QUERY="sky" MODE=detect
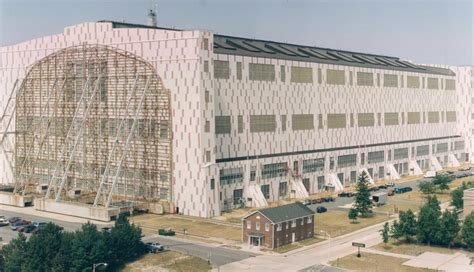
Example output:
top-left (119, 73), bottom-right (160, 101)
top-left (0, 0), bottom-right (472, 66)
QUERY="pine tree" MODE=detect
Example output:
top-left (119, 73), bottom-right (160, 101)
top-left (348, 208), bottom-right (358, 223)
top-left (462, 212), bottom-right (474, 250)
top-left (390, 220), bottom-right (402, 241)
top-left (436, 210), bottom-right (460, 247)
top-left (354, 171), bottom-right (373, 217)
top-left (398, 209), bottom-right (418, 242)
top-left (417, 195), bottom-right (442, 245)
top-left (1, 232), bottom-right (27, 271)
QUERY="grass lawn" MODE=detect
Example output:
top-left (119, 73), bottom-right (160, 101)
top-left (372, 240), bottom-right (474, 257)
top-left (329, 252), bottom-right (436, 272)
top-left (314, 210), bottom-right (389, 238)
top-left (122, 251), bottom-right (211, 272)
top-left (131, 214), bottom-right (241, 241)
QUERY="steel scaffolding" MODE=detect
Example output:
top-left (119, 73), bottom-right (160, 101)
top-left (14, 45), bottom-right (172, 208)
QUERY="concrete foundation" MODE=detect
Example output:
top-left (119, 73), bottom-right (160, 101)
top-left (0, 191), bottom-right (33, 207)
top-left (34, 198), bottom-right (121, 222)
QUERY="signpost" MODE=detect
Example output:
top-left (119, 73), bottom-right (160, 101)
top-left (352, 242), bottom-right (366, 258)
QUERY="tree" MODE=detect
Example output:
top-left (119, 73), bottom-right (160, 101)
top-left (398, 209), bottom-right (418, 242)
top-left (451, 182), bottom-right (474, 210)
top-left (433, 175), bottom-right (450, 191)
top-left (417, 195), bottom-right (442, 245)
top-left (418, 180), bottom-right (435, 194)
top-left (390, 220), bottom-right (403, 241)
top-left (348, 208), bottom-right (358, 223)
top-left (1, 232), bottom-right (27, 272)
top-left (354, 171), bottom-right (373, 217)
top-left (462, 212), bottom-right (474, 250)
top-left (71, 222), bottom-right (108, 271)
top-left (436, 210), bottom-right (460, 247)
top-left (379, 222), bottom-right (390, 246)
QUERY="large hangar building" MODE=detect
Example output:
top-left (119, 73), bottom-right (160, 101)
top-left (0, 20), bottom-right (472, 219)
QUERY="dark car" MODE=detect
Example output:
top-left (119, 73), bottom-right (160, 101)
top-left (378, 185), bottom-right (388, 189)
top-left (18, 224), bottom-right (37, 233)
top-left (7, 217), bottom-right (21, 224)
top-left (394, 187), bottom-right (412, 194)
top-left (322, 197), bottom-right (335, 202)
top-left (447, 170), bottom-right (455, 174)
top-left (100, 227), bottom-right (113, 233)
top-left (338, 192), bottom-right (353, 197)
top-left (10, 220), bottom-right (31, 231)
top-left (310, 199), bottom-right (318, 205)
top-left (146, 242), bottom-right (164, 253)
top-left (315, 206), bottom-right (327, 213)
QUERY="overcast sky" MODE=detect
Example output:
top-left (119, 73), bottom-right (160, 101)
top-left (0, 0), bottom-right (472, 66)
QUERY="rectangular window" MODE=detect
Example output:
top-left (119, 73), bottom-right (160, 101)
top-left (407, 112), bottom-right (420, 124)
top-left (255, 221), bottom-right (260, 231)
top-left (250, 115), bottom-right (276, 133)
top-left (427, 77), bottom-right (439, 89)
top-left (205, 90), bottom-right (210, 103)
top-left (205, 120), bottom-right (210, 132)
top-left (302, 158), bottom-right (325, 173)
top-left (247, 220), bottom-right (251, 229)
top-left (368, 151), bottom-right (385, 164)
top-left (204, 61), bottom-right (209, 73)
top-left (327, 114), bottom-right (346, 129)
top-left (417, 145), bottom-right (429, 156)
top-left (357, 72), bottom-right (374, 86)
top-left (281, 115), bottom-right (287, 132)
top-left (277, 224), bottom-right (282, 231)
top-left (291, 66), bottom-right (313, 83)
top-left (349, 71), bottom-right (353, 85)
top-left (446, 111), bottom-right (457, 122)
top-left (318, 114), bottom-right (323, 129)
top-left (428, 112), bottom-right (440, 123)
top-left (454, 140), bottom-right (465, 151)
top-left (358, 113), bottom-right (375, 127)
top-left (279, 181), bottom-right (288, 197)
top-left (215, 116), bottom-right (231, 134)
top-left (318, 68), bottom-right (322, 84)
top-left (292, 114), bottom-right (314, 130)
top-left (236, 62), bottom-right (242, 80)
top-left (291, 220), bottom-right (296, 228)
top-left (394, 148), bottom-right (409, 160)
top-left (159, 122), bottom-right (169, 138)
top-left (220, 168), bottom-right (244, 185)
top-left (261, 184), bottom-right (270, 199)
top-left (238, 115), bottom-right (243, 133)
top-left (326, 69), bottom-right (345, 85)
top-left (210, 178), bottom-right (215, 190)
top-left (350, 170), bottom-right (357, 184)
top-left (249, 63), bottom-right (275, 81)
top-left (445, 79), bottom-right (455, 90)
top-left (437, 143), bottom-right (448, 153)
top-left (337, 154), bottom-right (357, 168)
top-left (265, 223), bottom-right (270, 231)
top-left (407, 76), bottom-right (420, 88)
top-left (307, 217), bottom-right (312, 224)
top-left (280, 65), bottom-right (286, 82)
top-left (262, 162), bottom-right (287, 179)
top-left (317, 176), bottom-right (325, 191)
top-left (203, 38), bottom-right (209, 50)
top-left (213, 60), bottom-right (230, 79)
top-left (384, 74), bottom-right (398, 87)
top-left (250, 166), bottom-right (256, 181)
top-left (206, 150), bottom-right (211, 163)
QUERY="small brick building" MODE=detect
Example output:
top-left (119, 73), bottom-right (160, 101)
top-left (242, 202), bottom-right (315, 249)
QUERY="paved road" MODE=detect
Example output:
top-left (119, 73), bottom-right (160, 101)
top-left (143, 235), bottom-right (257, 267)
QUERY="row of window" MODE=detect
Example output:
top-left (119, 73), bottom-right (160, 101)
top-left (217, 140), bottom-right (464, 186)
top-left (245, 216), bottom-right (312, 232)
top-left (214, 111), bottom-right (457, 134)
top-left (211, 60), bottom-right (456, 90)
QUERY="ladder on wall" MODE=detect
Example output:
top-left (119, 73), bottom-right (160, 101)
top-left (45, 75), bottom-right (99, 200)
top-left (93, 75), bottom-right (150, 208)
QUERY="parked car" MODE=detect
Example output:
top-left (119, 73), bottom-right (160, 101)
top-left (387, 188), bottom-right (395, 196)
top-left (10, 220), bottom-right (31, 231)
top-left (456, 172), bottom-right (470, 179)
top-left (0, 218), bottom-right (9, 226)
top-left (146, 242), bottom-right (164, 253)
top-left (315, 198), bottom-right (324, 204)
top-left (394, 187), bottom-right (412, 194)
top-left (424, 171), bottom-right (437, 178)
top-left (7, 217), bottom-right (21, 224)
top-left (378, 185), bottom-right (388, 189)
top-left (322, 197), bottom-right (335, 202)
top-left (338, 192), bottom-right (354, 197)
top-left (18, 224), bottom-right (37, 233)
top-left (460, 167), bottom-right (471, 171)
top-left (310, 199), bottom-right (318, 205)
top-left (387, 182), bottom-right (395, 187)
top-left (447, 170), bottom-right (455, 174)
top-left (315, 206), bottom-right (327, 213)
top-left (302, 200), bottom-right (311, 206)
top-left (100, 227), bottom-right (113, 233)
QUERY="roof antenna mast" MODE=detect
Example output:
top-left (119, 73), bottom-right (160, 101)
top-left (147, 3), bottom-right (158, 27)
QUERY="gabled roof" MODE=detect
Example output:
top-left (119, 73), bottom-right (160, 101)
top-left (214, 35), bottom-right (455, 76)
top-left (245, 202), bottom-right (315, 224)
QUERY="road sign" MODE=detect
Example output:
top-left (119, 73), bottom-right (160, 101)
top-left (352, 242), bottom-right (366, 248)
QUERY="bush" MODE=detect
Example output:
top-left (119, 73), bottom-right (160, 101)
top-left (159, 228), bottom-right (176, 236)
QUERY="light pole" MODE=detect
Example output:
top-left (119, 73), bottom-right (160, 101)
top-left (92, 263), bottom-right (107, 272)
top-left (320, 230), bottom-right (331, 263)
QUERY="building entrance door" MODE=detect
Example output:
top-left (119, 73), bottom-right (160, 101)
top-left (250, 236), bottom-right (262, 246)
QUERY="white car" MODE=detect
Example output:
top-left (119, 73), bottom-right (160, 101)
top-left (0, 218), bottom-right (9, 226)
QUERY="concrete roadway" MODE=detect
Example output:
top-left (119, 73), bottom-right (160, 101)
top-left (0, 209), bottom-right (255, 267)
